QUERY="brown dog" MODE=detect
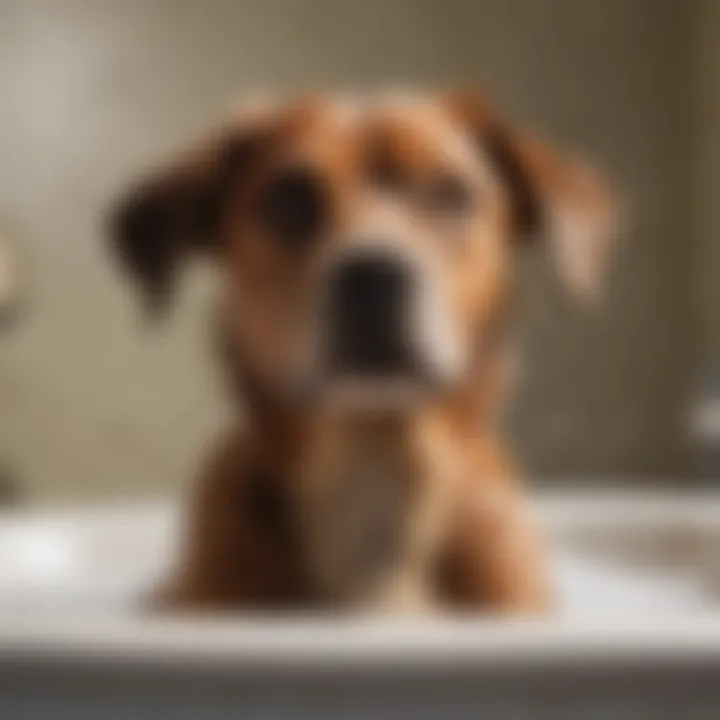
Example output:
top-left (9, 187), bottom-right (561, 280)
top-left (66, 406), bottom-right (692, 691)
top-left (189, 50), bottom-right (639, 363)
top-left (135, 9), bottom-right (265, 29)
top-left (111, 91), bottom-right (614, 613)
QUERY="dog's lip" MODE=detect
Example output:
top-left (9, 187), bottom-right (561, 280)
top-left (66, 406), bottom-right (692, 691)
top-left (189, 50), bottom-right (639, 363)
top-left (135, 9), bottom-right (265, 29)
top-left (296, 373), bottom-right (441, 413)
top-left (288, 348), bottom-right (456, 409)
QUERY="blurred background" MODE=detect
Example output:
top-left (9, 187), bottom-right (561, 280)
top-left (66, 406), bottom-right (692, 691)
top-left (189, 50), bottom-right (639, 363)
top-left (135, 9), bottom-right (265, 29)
top-left (0, 0), bottom-right (718, 503)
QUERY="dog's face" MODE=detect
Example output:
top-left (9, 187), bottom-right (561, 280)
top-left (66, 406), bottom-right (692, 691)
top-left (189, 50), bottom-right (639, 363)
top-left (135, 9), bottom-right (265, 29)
top-left (112, 92), bottom-right (613, 411)
top-left (222, 97), bottom-right (516, 406)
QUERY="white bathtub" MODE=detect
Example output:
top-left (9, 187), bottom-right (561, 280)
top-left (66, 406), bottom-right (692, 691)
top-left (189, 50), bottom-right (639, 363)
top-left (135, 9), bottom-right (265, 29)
top-left (1, 493), bottom-right (720, 718)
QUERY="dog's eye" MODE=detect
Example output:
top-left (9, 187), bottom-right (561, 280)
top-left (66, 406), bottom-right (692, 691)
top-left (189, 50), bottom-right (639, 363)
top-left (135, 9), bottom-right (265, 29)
top-left (425, 173), bottom-right (473, 215)
top-left (257, 167), bottom-right (326, 246)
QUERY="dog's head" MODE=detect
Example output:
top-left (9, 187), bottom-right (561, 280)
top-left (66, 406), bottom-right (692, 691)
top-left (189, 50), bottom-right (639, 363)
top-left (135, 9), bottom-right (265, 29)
top-left (111, 91), bottom-right (614, 411)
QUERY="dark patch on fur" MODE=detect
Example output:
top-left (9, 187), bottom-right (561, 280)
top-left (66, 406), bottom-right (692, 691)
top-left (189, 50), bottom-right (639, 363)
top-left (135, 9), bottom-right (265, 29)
top-left (246, 467), bottom-right (293, 545)
top-left (109, 126), bottom-right (271, 314)
top-left (483, 128), bottom-right (543, 241)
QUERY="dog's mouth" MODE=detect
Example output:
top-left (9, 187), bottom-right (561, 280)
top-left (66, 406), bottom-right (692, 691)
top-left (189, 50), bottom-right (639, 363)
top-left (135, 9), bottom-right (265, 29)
top-left (294, 249), bottom-right (463, 411)
top-left (297, 336), bottom-right (456, 412)
top-left (290, 332), bottom-right (450, 412)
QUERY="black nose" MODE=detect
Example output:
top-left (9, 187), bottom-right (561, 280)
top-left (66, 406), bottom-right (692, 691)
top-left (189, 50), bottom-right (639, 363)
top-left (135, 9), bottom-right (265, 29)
top-left (328, 253), bottom-right (413, 375)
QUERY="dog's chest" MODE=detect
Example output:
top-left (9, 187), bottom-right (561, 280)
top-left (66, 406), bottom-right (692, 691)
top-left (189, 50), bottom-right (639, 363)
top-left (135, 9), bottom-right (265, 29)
top-left (300, 427), bottom-right (423, 603)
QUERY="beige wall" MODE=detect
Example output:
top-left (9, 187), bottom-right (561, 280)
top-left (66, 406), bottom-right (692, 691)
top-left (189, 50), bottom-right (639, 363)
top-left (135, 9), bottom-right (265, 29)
top-left (0, 0), bottom-right (700, 501)
top-left (697, 0), bottom-right (720, 364)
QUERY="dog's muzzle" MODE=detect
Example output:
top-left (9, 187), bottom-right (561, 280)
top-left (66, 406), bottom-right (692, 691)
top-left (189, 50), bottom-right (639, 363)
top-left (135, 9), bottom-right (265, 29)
top-left (315, 245), bottom-right (463, 406)
top-left (328, 251), bottom-right (415, 377)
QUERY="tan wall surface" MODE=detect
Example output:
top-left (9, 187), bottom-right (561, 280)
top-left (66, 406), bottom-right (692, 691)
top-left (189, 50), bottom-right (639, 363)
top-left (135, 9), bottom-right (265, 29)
top-left (0, 0), bottom-right (699, 501)
top-left (697, 0), bottom-right (720, 364)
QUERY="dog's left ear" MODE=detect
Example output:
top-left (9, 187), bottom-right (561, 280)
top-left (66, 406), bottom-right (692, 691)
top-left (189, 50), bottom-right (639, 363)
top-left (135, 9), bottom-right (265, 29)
top-left (445, 92), bottom-right (617, 301)
top-left (108, 105), bottom-right (274, 315)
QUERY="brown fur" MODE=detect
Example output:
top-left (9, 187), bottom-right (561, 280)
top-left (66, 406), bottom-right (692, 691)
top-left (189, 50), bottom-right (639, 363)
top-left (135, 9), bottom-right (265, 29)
top-left (114, 91), bottom-right (613, 614)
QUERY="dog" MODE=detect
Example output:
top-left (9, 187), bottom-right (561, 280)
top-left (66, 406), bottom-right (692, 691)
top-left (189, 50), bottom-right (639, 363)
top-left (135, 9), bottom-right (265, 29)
top-left (110, 90), bottom-right (614, 612)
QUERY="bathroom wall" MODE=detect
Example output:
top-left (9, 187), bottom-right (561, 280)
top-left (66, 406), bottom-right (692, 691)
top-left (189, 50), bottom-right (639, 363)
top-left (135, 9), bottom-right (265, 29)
top-left (0, 0), bottom-right (699, 500)
top-left (697, 0), bottom-right (720, 364)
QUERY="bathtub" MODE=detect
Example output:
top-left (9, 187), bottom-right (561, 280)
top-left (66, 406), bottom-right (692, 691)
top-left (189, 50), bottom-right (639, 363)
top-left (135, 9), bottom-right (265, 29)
top-left (1, 492), bottom-right (720, 718)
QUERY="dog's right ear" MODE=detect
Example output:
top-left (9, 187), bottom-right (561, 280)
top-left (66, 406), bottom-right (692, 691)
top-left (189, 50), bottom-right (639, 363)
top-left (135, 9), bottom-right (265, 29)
top-left (444, 91), bottom-right (616, 303)
top-left (109, 110), bottom-right (272, 315)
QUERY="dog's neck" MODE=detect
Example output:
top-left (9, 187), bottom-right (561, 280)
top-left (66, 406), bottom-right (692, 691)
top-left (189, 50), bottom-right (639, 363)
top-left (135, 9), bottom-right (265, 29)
top-left (245, 377), bottom-right (508, 478)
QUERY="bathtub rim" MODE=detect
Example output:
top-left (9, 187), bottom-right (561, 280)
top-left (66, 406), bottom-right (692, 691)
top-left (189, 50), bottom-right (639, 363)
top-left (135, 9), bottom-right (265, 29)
top-left (2, 490), bottom-right (720, 670)
top-left (3, 616), bottom-right (720, 672)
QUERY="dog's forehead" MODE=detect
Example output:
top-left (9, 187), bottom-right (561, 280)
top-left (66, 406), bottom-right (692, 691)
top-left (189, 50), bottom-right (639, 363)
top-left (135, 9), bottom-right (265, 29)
top-left (269, 93), bottom-right (479, 170)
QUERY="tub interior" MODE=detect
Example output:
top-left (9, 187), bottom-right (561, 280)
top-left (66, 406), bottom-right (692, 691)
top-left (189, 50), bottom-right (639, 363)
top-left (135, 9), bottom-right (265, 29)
top-left (0, 495), bottom-right (719, 618)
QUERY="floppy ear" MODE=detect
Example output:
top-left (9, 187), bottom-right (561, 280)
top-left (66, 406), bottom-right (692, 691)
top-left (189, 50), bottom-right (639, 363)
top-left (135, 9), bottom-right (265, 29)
top-left (446, 92), bottom-right (616, 301)
top-left (109, 112), bottom-right (271, 314)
